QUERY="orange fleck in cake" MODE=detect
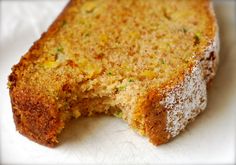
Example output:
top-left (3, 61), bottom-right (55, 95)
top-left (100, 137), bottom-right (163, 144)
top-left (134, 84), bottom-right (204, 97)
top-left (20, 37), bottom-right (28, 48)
top-left (8, 0), bottom-right (219, 147)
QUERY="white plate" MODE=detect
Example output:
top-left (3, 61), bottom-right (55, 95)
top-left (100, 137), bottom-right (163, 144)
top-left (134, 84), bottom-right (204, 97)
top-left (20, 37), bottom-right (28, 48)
top-left (0, 0), bottom-right (235, 164)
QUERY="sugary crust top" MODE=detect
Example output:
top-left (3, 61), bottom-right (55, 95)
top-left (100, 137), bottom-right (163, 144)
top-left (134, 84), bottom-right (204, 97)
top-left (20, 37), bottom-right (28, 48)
top-left (163, 1), bottom-right (219, 138)
top-left (141, 1), bottom-right (219, 144)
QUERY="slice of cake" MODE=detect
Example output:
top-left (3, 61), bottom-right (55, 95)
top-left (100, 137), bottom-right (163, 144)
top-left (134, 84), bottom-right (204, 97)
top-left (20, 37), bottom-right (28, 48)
top-left (8, 0), bottom-right (219, 147)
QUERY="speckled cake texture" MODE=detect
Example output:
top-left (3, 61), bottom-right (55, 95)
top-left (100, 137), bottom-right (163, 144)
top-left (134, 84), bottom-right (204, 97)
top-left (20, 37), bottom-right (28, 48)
top-left (8, 0), bottom-right (219, 147)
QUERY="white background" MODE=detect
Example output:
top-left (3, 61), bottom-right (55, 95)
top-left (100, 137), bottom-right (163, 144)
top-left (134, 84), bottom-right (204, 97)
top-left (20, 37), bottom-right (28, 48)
top-left (0, 0), bottom-right (235, 164)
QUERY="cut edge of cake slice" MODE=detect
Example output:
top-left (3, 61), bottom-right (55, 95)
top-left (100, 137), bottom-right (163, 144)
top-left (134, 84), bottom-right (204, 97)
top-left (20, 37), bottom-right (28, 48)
top-left (8, 0), bottom-right (219, 147)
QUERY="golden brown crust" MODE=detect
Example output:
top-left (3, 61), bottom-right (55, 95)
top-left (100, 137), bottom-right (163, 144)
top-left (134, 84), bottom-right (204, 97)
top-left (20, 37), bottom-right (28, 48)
top-left (8, 1), bottom-right (75, 147)
top-left (142, 90), bottom-right (170, 145)
top-left (10, 87), bottom-right (62, 147)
